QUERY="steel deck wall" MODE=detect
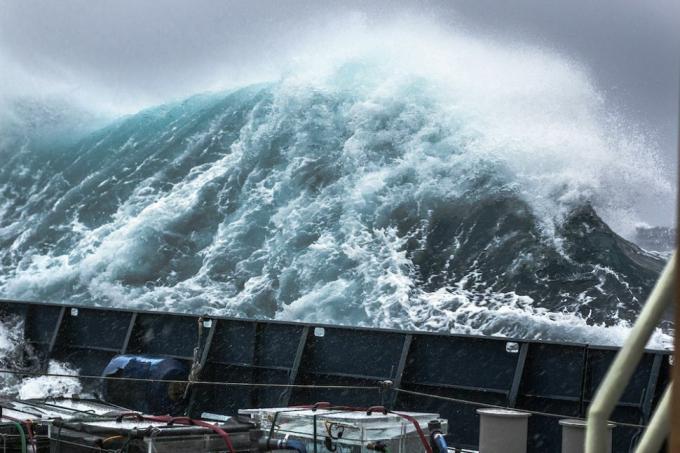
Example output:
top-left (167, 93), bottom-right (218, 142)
top-left (0, 299), bottom-right (670, 452)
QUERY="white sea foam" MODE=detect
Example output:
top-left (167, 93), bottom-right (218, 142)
top-left (15, 361), bottom-right (81, 399)
top-left (409, 285), bottom-right (672, 349)
top-left (0, 318), bottom-right (82, 397)
top-left (0, 17), bottom-right (672, 346)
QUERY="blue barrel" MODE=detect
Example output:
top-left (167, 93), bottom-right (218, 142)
top-left (101, 355), bottom-right (190, 415)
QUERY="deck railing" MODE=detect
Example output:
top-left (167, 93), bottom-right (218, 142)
top-left (586, 253), bottom-right (676, 453)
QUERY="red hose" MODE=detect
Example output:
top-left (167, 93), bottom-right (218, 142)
top-left (112, 413), bottom-right (236, 453)
top-left (24, 420), bottom-right (37, 453)
top-left (144, 415), bottom-right (236, 453)
top-left (388, 411), bottom-right (433, 453)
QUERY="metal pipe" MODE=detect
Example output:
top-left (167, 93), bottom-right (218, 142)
top-left (634, 384), bottom-right (672, 453)
top-left (585, 253), bottom-right (676, 453)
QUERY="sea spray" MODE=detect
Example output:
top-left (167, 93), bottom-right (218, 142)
top-left (0, 318), bottom-right (81, 397)
top-left (0, 23), bottom-right (671, 345)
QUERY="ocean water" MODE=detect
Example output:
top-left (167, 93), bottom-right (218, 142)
top-left (0, 26), bottom-right (672, 347)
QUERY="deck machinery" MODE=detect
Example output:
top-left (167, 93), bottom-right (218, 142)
top-left (0, 299), bottom-right (671, 452)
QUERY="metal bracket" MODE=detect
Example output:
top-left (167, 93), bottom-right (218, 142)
top-left (508, 342), bottom-right (529, 407)
top-left (389, 334), bottom-right (413, 409)
top-left (281, 325), bottom-right (310, 406)
top-left (44, 306), bottom-right (66, 371)
top-left (120, 313), bottom-right (138, 354)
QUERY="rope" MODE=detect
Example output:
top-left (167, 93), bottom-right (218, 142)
top-left (393, 388), bottom-right (649, 429)
top-left (0, 368), bottom-right (380, 390)
top-left (0, 367), bottom-right (651, 430)
top-left (183, 316), bottom-right (205, 400)
top-left (101, 435), bottom-right (124, 445)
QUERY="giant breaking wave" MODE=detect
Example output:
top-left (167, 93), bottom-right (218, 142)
top-left (0, 24), bottom-right (672, 345)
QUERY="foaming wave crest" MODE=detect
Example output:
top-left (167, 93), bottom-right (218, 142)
top-left (0, 19), bottom-right (672, 346)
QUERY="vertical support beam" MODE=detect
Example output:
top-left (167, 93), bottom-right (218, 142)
top-left (508, 342), bottom-right (529, 408)
top-left (389, 334), bottom-right (412, 409)
top-left (186, 318), bottom-right (218, 416)
top-left (578, 347), bottom-right (590, 418)
top-left (44, 306), bottom-right (66, 371)
top-left (280, 326), bottom-right (310, 406)
top-left (198, 319), bottom-right (218, 367)
top-left (641, 353), bottom-right (663, 423)
top-left (120, 313), bottom-right (138, 354)
top-left (249, 323), bottom-right (264, 408)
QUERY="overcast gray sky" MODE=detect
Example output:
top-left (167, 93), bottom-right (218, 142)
top-left (0, 0), bottom-right (678, 225)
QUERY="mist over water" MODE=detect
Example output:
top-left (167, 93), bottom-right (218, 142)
top-left (0, 21), bottom-right (672, 346)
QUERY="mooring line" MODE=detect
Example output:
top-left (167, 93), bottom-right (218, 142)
top-left (393, 388), bottom-right (649, 429)
top-left (0, 368), bottom-right (650, 429)
top-left (0, 368), bottom-right (380, 390)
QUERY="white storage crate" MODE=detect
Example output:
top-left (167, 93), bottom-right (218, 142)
top-left (239, 406), bottom-right (447, 453)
